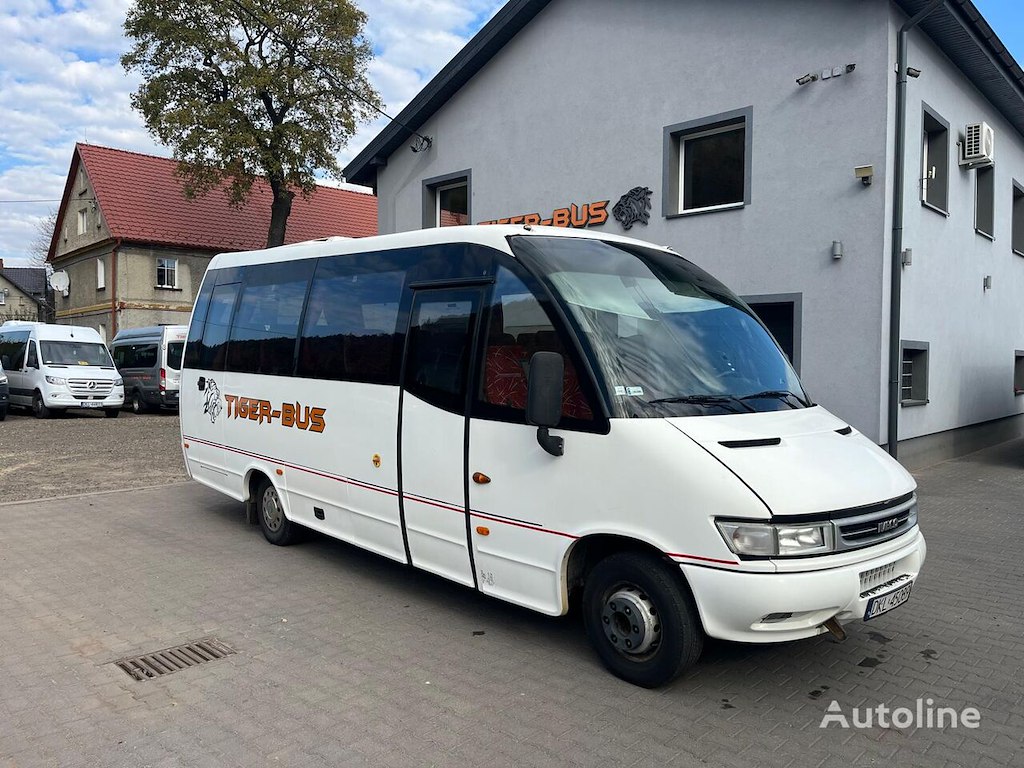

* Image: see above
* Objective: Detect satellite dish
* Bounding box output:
[49,270,70,296]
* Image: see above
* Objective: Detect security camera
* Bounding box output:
[796,73,818,86]
[906,67,922,78]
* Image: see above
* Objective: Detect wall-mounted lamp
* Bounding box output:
[855,165,874,186]
[796,73,818,86]
[983,275,993,291]
[901,248,913,267]
[906,67,922,78]
[832,240,844,260]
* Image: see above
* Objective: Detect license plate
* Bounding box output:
[82,401,102,408]
[864,580,913,620]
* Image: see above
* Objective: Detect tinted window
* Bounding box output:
[115,343,157,368]
[197,283,240,371]
[26,341,38,368]
[297,249,421,384]
[166,342,184,371]
[476,265,595,425]
[404,288,481,414]
[228,261,314,376]
[184,272,216,369]
[0,331,29,370]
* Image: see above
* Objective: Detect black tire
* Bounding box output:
[582,551,704,688]
[130,391,148,414]
[32,391,51,419]
[257,477,301,546]
[0,407,6,421]
[105,409,120,418]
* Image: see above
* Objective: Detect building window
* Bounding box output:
[156,258,177,289]
[921,106,949,213]
[743,293,802,373]
[663,107,751,217]
[900,341,929,406]
[422,171,471,228]
[96,258,105,290]
[77,208,88,235]
[1014,351,1024,396]
[0,291,5,306]
[1013,181,1024,257]
[975,165,995,239]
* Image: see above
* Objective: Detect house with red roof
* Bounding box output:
[47,143,376,339]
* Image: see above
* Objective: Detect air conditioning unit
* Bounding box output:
[959,122,994,167]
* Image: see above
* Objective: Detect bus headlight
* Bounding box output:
[114,378,123,387]
[716,520,834,557]
[45,376,67,386]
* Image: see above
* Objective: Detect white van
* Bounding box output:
[110,325,188,412]
[0,321,124,418]
[179,226,925,687]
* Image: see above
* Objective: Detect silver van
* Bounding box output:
[110,325,187,413]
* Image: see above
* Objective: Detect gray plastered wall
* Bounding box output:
[375,0,893,440]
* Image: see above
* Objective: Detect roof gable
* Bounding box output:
[49,144,377,261]
[0,266,47,298]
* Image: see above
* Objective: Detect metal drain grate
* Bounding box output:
[113,638,235,681]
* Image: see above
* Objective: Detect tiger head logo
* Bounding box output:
[612,186,653,231]
[203,378,222,423]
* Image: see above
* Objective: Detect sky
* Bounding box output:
[0,0,1021,267]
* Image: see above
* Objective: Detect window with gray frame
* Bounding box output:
[900,341,929,406]
[422,171,471,228]
[975,165,994,239]
[1013,181,1024,257]
[663,107,751,217]
[921,107,949,213]
[1014,351,1024,396]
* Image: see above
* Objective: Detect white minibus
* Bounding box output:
[0,321,124,418]
[180,226,925,687]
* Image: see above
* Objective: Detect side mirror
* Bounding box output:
[527,351,564,456]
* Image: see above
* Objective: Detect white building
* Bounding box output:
[345,0,1024,466]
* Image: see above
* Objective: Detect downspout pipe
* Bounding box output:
[110,237,122,337]
[887,0,947,458]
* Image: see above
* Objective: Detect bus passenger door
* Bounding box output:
[399,286,484,587]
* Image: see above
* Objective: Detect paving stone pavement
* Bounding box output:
[1,439,1022,767]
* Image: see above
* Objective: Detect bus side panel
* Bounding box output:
[212,372,406,563]
[179,367,237,496]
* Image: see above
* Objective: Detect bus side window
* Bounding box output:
[297,250,416,385]
[476,266,595,425]
[184,272,217,369]
[198,283,241,371]
[227,260,314,377]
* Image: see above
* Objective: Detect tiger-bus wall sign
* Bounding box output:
[478,199,609,228]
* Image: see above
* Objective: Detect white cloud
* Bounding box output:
[0,0,505,264]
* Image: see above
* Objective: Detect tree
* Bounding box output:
[28,209,58,267]
[121,0,381,247]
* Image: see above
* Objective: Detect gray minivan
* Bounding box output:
[110,325,187,412]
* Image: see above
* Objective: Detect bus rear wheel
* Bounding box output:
[257,478,301,546]
[582,551,704,688]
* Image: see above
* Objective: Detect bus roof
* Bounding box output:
[205,225,677,272]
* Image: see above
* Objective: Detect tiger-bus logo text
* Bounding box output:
[224,394,327,433]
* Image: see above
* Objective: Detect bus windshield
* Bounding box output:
[509,235,810,418]
[40,341,114,367]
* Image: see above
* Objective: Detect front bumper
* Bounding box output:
[44,390,124,410]
[682,529,926,643]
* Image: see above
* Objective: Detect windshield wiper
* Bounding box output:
[737,390,806,408]
[645,394,754,413]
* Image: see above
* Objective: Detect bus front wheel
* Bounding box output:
[257,478,301,546]
[582,551,704,688]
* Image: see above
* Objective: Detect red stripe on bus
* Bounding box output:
[182,435,732,562]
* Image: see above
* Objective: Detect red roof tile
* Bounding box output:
[53,144,376,259]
